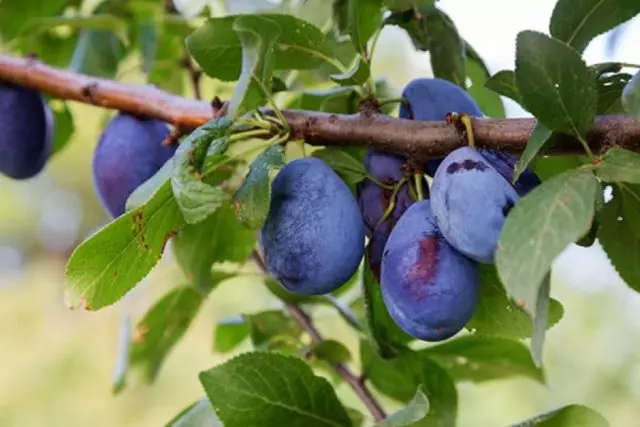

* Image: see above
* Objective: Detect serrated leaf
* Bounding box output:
[247,310,303,351]
[550,0,640,54]
[68,29,125,79]
[166,398,223,427]
[467,264,563,340]
[232,144,286,229]
[465,46,505,118]
[515,31,597,139]
[496,168,598,318]
[308,340,352,364]
[312,147,369,186]
[348,0,383,55]
[48,100,74,156]
[64,181,185,310]
[213,315,250,353]
[530,273,550,367]
[623,70,640,118]
[598,184,640,292]
[423,335,543,383]
[228,15,281,118]
[513,122,552,181]
[187,14,338,82]
[375,386,430,427]
[199,352,352,427]
[330,55,371,86]
[485,70,521,104]
[423,7,466,88]
[595,148,640,183]
[172,203,256,288]
[512,404,609,427]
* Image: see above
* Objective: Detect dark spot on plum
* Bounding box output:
[404,234,439,299]
[446,159,488,175]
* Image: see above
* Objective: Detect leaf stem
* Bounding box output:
[229,128,272,143]
[255,77,290,133]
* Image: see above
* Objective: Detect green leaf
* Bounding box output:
[232,144,286,229]
[166,398,223,427]
[130,285,205,382]
[512,404,609,427]
[296,87,360,113]
[532,155,590,182]
[213,315,250,353]
[550,0,640,54]
[530,274,551,367]
[307,340,352,364]
[465,46,505,118]
[348,0,383,55]
[363,249,414,358]
[149,19,190,93]
[467,264,563,340]
[595,148,640,183]
[423,335,543,383]
[423,7,466,88]
[64,181,185,310]
[384,0,435,10]
[172,203,256,288]
[597,72,632,114]
[18,14,128,41]
[513,122,552,182]
[375,386,430,427]
[485,70,521,104]
[623,70,640,118]
[68,29,125,79]
[496,168,598,318]
[187,14,338,82]
[346,408,365,427]
[361,341,458,426]
[312,147,369,187]
[0,0,67,41]
[598,184,640,292]
[126,158,174,212]
[48,100,74,156]
[247,310,304,351]
[199,352,352,427]
[228,15,281,118]
[514,30,597,139]
[137,18,157,76]
[330,56,371,86]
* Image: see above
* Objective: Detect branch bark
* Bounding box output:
[2,53,640,159]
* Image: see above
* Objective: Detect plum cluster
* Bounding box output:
[261,78,540,342]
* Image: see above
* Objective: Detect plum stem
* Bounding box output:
[414,173,425,201]
[377,177,406,227]
[228,128,272,143]
[366,175,395,190]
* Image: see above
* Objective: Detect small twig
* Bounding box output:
[181,53,203,100]
[250,250,386,421]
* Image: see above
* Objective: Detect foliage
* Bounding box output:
[4,0,640,425]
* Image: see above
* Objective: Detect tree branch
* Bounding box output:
[2,53,640,159]
[250,250,386,422]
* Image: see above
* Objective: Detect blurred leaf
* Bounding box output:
[550,0,640,54]
[623,70,640,118]
[597,72,632,114]
[330,55,371,86]
[333,0,349,34]
[199,352,352,427]
[375,386,430,426]
[465,46,505,118]
[232,144,286,229]
[511,404,609,427]
[515,30,597,139]
[485,70,521,104]
[247,310,304,351]
[228,15,281,118]
[423,7,466,88]
[64,181,185,310]
[513,122,552,182]
[594,148,640,183]
[530,273,551,367]
[361,341,458,426]
[130,285,205,382]
[307,339,352,364]
[312,147,368,187]
[598,184,640,293]
[348,0,383,55]
[295,86,360,113]
[14,31,79,68]
[137,19,157,76]
[532,155,590,181]
[112,315,132,394]
[187,14,337,82]
[384,0,435,10]
[213,315,250,353]
[467,265,563,340]
[423,335,543,383]
[17,14,128,41]
[172,204,256,289]
[496,169,598,320]
[48,100,74,157]
[166,398,223,427]
[0,0,67,41]
[148,19,193,93]
[347,408,365,427]
[68,29,125,79]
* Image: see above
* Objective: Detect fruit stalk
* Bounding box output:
[1,53,640,158]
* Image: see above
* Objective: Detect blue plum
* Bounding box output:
[260,157,365,295]
[0,82,53,179]
[381,200,479,341]
[92,113,174,218]
[431,147,520,263]
[480,149,541,197]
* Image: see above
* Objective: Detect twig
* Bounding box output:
[180,53,203,100]
[251,250,387,421]
[2,53,640,159]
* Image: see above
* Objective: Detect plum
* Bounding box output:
[92,113,174,218]
[480,149,541,197]
[381,200,479,341]
[431,146,520,263]
[0,82,53,179]
[260,157,365,295]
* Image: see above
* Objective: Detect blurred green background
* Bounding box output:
[2,0,640,426]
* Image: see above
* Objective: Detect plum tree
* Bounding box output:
[431,146,520,264]
[92,113,174,218]
[381,199,479,341]
[0,82,53,179]
[260,157,365,295]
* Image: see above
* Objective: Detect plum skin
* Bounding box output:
[431,147,520,264]
[381,200,479,341]
[260,157,365,295]
[92,113,174,218]
[0,82,53,179]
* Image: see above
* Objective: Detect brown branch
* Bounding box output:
[250,250,386,422]
[2,53,640,159]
